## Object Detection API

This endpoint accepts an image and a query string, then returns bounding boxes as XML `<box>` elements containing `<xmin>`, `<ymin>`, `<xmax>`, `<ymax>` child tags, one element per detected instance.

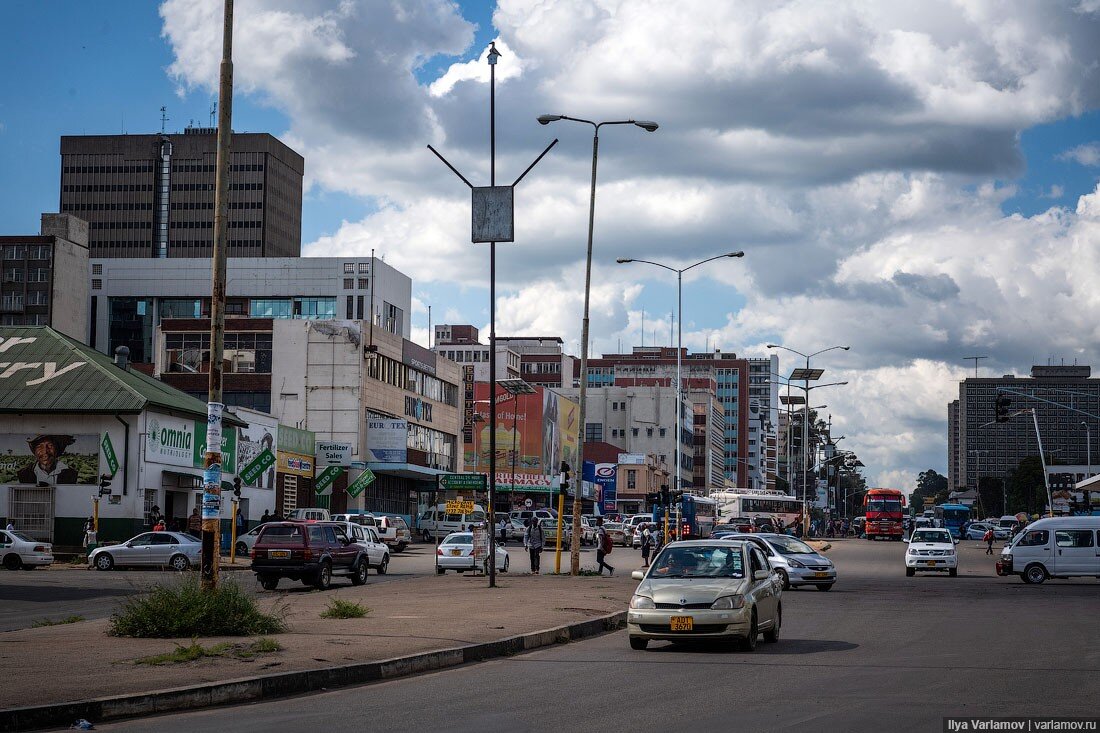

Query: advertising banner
<box><xmin>145</xmin><ymin>414</ymin><xmax>197</xmax><ymax>468</ymax></box>
<box><xmin>237</xmin><ymin>413</ymin><xmax>277</xmax><ymax>488</ymax></box>
<box><xmin>367</xmin><ymin>416</ymin><xmax>408</xmax><ymax>463</ymax></box>
<box><xmin>277</xmin><ymin>425</ymin><xmax>315</xmax><ymax>457</ymax></box>
<box><xmin>0</xmin><ymin>433</ymin><xmax>100</xmax><ymax>486</ymax></box>
<box><xmin>194</xmin><ymin>420</ymin><xmax>237</xmax><ymax>473</ymax></box>
<box><xmin>277</xmin><ymin>451</ymin><xmax>314</xmax><ymax>478</ymax></box>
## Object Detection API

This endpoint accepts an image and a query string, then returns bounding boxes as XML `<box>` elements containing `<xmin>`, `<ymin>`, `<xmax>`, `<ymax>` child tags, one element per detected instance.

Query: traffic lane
<box><xmin>101</xmin><ymin>540</ymin><xmax>1100</xmax><ymax>732</ymax></box>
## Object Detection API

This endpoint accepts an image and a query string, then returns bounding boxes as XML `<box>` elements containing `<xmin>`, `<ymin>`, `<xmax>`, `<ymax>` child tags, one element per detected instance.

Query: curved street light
<box><xmin>616</xmin><ymin>252</ymin><xmax>745</xmax><ymax>498</ymax></box>
<box><xmin>537</xmin><ymin>112</ymin><xmax>658</xmax><ymax>575</ymax></box>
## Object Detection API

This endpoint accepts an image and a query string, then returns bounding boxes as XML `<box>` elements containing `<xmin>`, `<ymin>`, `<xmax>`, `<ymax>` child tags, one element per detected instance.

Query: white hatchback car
<box><xmin>0</xmin><ymin>529</ymin><xmax>54</xmax><ymax>570</ymax></box>
<box><xmin>435</xmin><ymin>531</ymin><xmax>509</xmax><ymax>574</ymax></box>
<box><xmin>905</xmin><ymin>528</ymin><xmax>959</xmax><ymax>577</ymax></box>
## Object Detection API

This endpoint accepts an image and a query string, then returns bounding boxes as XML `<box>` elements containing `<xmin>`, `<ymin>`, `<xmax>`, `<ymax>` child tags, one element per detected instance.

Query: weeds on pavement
<box><xmin>320</xmin><ymin>597</ymin><xmax>370</xmax><ymax>619</ymax></box>
<box><xmin>135</xmin><ymin>637</ymin><xmax>282</xmax><ymax>665</ymax></box>
<box><xmin>109</xmin><ymin>577</ymin><xmax>285</xmax><ymax>638</ymax></box>
<box><xmin>32</xmin><ymin>615</ymin><xmax>85</xmax><ymax>627</ymax></box>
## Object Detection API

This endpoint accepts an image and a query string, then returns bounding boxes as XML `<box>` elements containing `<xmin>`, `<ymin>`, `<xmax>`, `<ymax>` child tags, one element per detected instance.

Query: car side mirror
<box><xmin>631</xmin><ymin>570</ymin><xmax>645</xmax><ymax>580</ymax></box>
<box><xmin>753</xmin><ymin>570</ymin><xmax>769</xmax><ymax>581</ymax></box>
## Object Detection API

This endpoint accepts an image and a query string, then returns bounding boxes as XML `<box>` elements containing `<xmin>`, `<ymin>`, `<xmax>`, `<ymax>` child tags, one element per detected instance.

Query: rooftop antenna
<box><xmin>963</xmin><ymin>355</ymin><xmax>987</xmax><ymax>379</ymax></box>
<box><xmin>160</xmin><ymin>106</ymin><xmax>168</xmax><ymax>134</ymax></box>
<box><xmin>209</xmin><ymin>101</ymin><xmax>217</xmax><ymax>128</ymax></box>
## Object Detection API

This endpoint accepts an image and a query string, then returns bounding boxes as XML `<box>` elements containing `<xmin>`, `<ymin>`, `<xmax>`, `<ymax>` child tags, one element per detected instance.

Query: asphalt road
<box><xmin>0</xmin><ymin>540</ymin><xmax>594</xmax><ymax>632</ymax></box>
<box><xmin>88</xmin><ymin>538</ymin><xmax>1100</xmax><ymax>733</ymax></box>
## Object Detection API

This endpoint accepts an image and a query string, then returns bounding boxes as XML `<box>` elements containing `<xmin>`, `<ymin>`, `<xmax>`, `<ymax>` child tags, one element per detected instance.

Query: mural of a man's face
<box><xmin>32</xmin><ymin>440</ymin><xmax>59</xmax><ymax>471</ymax></box>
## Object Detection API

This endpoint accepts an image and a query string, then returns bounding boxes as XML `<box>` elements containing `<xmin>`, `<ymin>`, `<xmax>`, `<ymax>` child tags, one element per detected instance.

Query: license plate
<box><xmin>925</xmin><ymin>560</ymin><xmax>936</xmax><ymax>566</ymax></box>
<box><xmin>814</xmin><ymin>571</ymin><xmax>829</xmax><ymax>578</ymax></box>
<box><xmin>451</xmin><ymin>549</ymin><xmax>462</xmax><ymax>556</ymax></box>
<box><xmin>670</xmin><ymin>616</ymin><xmax>694</xmax><ymax>631</ymax></box>
<box><xmin>269</xmin><ymin>550</ymin><xmax>289</xmax><ymax>559</ymax></box>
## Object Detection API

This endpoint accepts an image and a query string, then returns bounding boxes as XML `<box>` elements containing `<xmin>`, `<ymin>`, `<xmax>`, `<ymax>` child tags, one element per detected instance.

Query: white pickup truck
<box><xmin>332</xmin><ymin>513</ymin><xmax>412</xmax><ymax>552</ymax></box>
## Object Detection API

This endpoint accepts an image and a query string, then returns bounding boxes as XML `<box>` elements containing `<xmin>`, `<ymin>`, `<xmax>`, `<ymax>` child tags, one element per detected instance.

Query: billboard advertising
<box><xmin>367</xmin><ymin>416</ymin><xmax>408</xmax><ymax>463</ymax></box>
<box><xmin>237</xmin><ymin>412</ymin><xmax>278</xmax><ymax>489</ymax></box>
<box><xmin>465</xmin><ymin>384</ymin><xmax>579</xmax><ymax>492</ymax></box>
<box><xmin>0</xmin><ymin>433</ymin><xmax>100</xmax><ymax>486</ymax></box>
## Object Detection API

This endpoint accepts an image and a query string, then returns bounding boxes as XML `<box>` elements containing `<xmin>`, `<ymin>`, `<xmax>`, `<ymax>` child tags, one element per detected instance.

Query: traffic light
<box><xmin>559</xmin><ymin>461</ymin><xmax>572</xmax><ymax>498</ymax></box>
<box><xmin>233</xmin><ymin>476</ymin><xmax>242</xmax><ymax>499</ymax></box>
<box><xmin>645</xmin><ymin>492</ymin><xmax>661</xmax><ymax>508</ymax></box>
<box><xmin>98</xmin><ymin>473</ymin><xmax>112</xmax><ymax>496</ymax></box>
<box><xmin>660</xmin><ymin>485</ymin><xmax>670</xmax><ymax>507</ymax></box>
<box><xmin>672</xmin><ymin>490</ymin><xmax>684</xmax><ymax>504</ymax></box>
<box><xmin>995</xmin><ymin>394</ymin><xmax>1011</xmax><ymax>423</ymax></box>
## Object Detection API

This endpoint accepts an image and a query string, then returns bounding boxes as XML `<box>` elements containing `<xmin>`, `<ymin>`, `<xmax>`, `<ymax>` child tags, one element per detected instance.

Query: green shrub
<box><xmin>320</xmin><ymin>598</ymin><xmax>370</xmax><ymax>619</ymax></box>
<box><xmin>136</xmin><ymin>638</ymin><xmax>282</xmax><ymax>665</ymax></box>
<box><xmin>109</xmin><ymin>578</ymin><xmax>285</xmax><ymax>638</ymax></box>
<box><xmin>33</xmin><ymin>615</ymin><xmax>84</xmax><ymax>627</ymax></box>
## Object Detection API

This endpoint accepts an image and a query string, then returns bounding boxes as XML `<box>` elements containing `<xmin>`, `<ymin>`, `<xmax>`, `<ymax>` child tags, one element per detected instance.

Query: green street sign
<box><xmin>438</xmin><ymin>473</ymin><xmax>486</xmax><ymax>491</ymax></box>
<box><xmin>239</xmin><ymin>448</ymin><xmax>276</xmax><ymax>486</ymax></box>
<box><xmin>101</xmin><ymin>432</ymin><xmax>119</xmax><ymax>476</ymax></box>
<box><xmin>346</xmin><ymin>468</ymin><xmax>376</xmax><ymax>498</ymax></box>
<box><xmin>315</xmin><ymin>465</ymin><xmax>343</xmax><ymax>495</ymax></box>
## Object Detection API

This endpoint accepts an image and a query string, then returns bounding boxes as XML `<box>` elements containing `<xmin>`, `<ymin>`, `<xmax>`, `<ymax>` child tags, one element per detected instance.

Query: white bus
<box><xmin>710</xmin><ymin>489</ymin><xmax>803</xmax><ymax>531</ymax></box>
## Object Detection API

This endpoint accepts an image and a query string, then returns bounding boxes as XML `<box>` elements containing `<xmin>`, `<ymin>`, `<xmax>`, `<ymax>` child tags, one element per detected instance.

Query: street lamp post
<box><xmin>538</xmin><ymin>113</ymin><xmax>658</xmax><ymax>574</ymax></box>
<box><xmin>616</xmin><ymin>252</ymin><xmax>744</xmax><ymax>501</ymax></box>
<box><xmin>766</xmin><ymin>344</ymin><xmax>850</xmax><ymax>535</ymax></box>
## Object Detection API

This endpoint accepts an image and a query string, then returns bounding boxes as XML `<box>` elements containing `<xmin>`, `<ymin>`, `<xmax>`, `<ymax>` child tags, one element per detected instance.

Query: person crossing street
<box><xmin>594</xmin><ymin>517</ymin><xmax>615</xmax><ymax>576</ymax></box>
<box><xmin>524</xmin><ymin>518</ymin><xmax>544</xmax><ymax>573</ymax></box>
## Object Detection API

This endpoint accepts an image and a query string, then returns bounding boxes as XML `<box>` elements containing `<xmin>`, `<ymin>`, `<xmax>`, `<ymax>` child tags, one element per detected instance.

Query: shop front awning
<box><xmin>364</xmin><ymin>462</ymin><xmax>453</xmax><ymax>481</ymax></box>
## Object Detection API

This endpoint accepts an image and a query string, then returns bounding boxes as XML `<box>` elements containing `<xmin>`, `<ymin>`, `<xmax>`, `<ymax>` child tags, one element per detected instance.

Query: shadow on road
<box><xmin>647</xmin><ymin>638</ymin><xmax>858</xmax><ymax>655</ymax></box>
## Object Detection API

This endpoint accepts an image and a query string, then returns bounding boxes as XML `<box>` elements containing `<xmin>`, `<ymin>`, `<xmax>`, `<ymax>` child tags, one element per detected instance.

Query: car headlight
<box><xmin>787</xmin><ymin>558</ymin><xmax>805</xmax><ymax>568</ymax></box>
<box><xmin>629</xmin><ymin>595</ymin><xmax>655</xmax><ymax>609</ymax></box>
<box><xmin>907</xmin><ymin>547</ymin><xmax>917</xmax><ymax>555</ymax></box>
<box><xmin>710</xmin><ymin>595</ymin><xmax>745</xmax><ymax>610</ymax></box>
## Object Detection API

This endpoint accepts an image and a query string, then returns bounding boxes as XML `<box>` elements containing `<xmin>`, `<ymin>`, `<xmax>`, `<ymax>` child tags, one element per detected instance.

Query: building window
<box><xmin>358</xmin><ymin>278</ymin><xmax>369</xmax><ymax>290</ymax></box>
<box><xmin>108</xmin><ymin>297</ymin><xmax>155</xmax><ymax>363</ymax></box>
<box><xmin>346</xmin><ymin>297</ymin><xmax>354</xmax><ymax>319</ymax></box>
<box><xmin>343</xmin><ymin>278</ymin><xmax>354</xmax><ymax>289</ymax></box>
<box><xmin>627</xmin><ymin>470</ymin><xmax>636</xmax><ymax>490</ymax></box>
<box><xmin>585</xmin><ymin>423</ymin><xmax>603</xmax><ymax>442</ymax></box>
<box><xmin>92</xmin><ymin>263</ymin><xmax>102</xmax><ymax>275</ymax></box>
<box><xmin>612</xmin><ymin>402</ymin><xmax>618</xmax><ymax>411</ymax></box>
<box><xmin>343</xmin><ymin>263</ymin><xmax>355</xmax><ymax>274</ymax></box>
<box><xmin>659</xmin><ymin>428</ymin><xmax>666</xmax><ymax>437</ymax></box>
<box><xmin>647</xmin><ymin>427</ymin><xmax>653</xmax><ymax>437</ymax></box>
<box><xmin>359</xmin><ymin>262</ymin><xmax>370</xmax><ymax>273</ymax></box>
<box><xmin>632</xmin><ymin>427</ymin><xmax>639</xmax><ymax>436</ymax></box>
<box><xmin>91</xmin><ymin>279</ymin><xmax>102</xmax><ymax>290</ymax></box>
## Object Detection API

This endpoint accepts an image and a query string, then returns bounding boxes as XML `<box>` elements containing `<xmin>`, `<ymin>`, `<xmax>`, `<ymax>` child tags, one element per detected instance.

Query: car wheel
<box><xmin>258</xmin><ymin>576</ymin><xmax>279</xmax><ymax>591</ymax></box>
<box><xmin>422</xmin><ymin>530</ymin><xmax>432</xmax><ymax>543</ymax></box>
<box><xmin>168</xmin><ymin>554</ymin><xmax>190</xmax><ymax>572</ymax></box>
<box><xmin>948</xmin><ymin>568</ymin><xmax>958</xmax><ymax>577</ymax></box>
<box><xmin>816</xmin><ymin>583</ymin><xmax>834</xmax><ymax>591</ymax></box>
<box><xmin>377</xmin><ymin>555</ymin><xmax>389</xmax><ymax>575</ymax></box>
<box><xmin>763</xmin><ymin>604</ymin><xmax>781</xmax><ymax>643</ymax></box>
<box><xmin>629</xmin><ymin>637</ymin><xmax>649</xmax><ymax>651</ymax></box>
<box><xmin>314</xmin><ymin>561</ymin><xmax>332</xmax><ymax>590</ymax></box>
<box><xmin>905</xmin><ymin>567</ymin><xmax>915</xmax><ymax>577</ymax></box>
<box><xmin>1024</xmin><ymin>563</ymin><xmax>1047</xmax><ymax>585</ymax></box>
<box><xmin>776</xmin><ymin>569</ymin><xmax>790</xmax><ymax>591</ymax></box>
<box><xmin>94</xmin><ymin>553</ymin><xmax>114</xmax><ymax>571</ymax></box>
<box><xmin>396</xmin><ymin>542</ymin><xmax>408</xmax><ymax>553</ymax></box>
<box><xmin>2</xmin><ymin>553</ymin><xmax>21</xmax><ymax>571</ymax></box>
<box><xmin>738</xmin><ymin>610</ymin><xmax>758</xmax><ymax>652</ymax></box>
<box><xmin>436</xmin><ymin>566</ymin><xmax>446</xmax><ymax>575</ymax></box>
<box><xmin>351</xmin><ymin>561</ymin><xmax>368</xmax><ymax>586</ymax></box>
<box><xmin>235</xmin><ymin>542</ymin><xmax>248</xmax><ymax>556</ymax></box>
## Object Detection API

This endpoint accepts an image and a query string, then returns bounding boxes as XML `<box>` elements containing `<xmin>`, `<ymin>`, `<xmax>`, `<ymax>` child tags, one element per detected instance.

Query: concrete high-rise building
<box><xmin>948</xmin><ymin>399</ymin><xmax>961</xmax><ymax>490</ymax></box>
<box><xmin>957</xmin><ymin>365</ymin><xmax>1100</xmax><ymax>512</ymax></box>
<box><xmin>60</xmin><ymin>129</ymin><xmax>303</xmax><ymax>259</ymax></box>
<box><xmin>0</xmin><ymin>213</ymin><xmax>89</xmax><ymax>341</ymax></box>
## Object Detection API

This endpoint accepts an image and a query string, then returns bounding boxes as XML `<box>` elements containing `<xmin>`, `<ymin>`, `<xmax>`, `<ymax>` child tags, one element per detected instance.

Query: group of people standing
<box><xmin>515</xmin><ymin>516</ymin><xmax>618</xmax><ymax>576</ymax></box>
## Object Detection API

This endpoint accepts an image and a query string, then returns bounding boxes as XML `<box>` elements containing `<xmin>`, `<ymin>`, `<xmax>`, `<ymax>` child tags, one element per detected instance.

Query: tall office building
<box><xmin>948</xmin><ymin>399</ymin><xmax>961</xmax><ymax>489</ymax></box>
<box><xmin>60</xmin><ymin>129</ymin><xmax>303</xmax><ymax>259</ymax></box>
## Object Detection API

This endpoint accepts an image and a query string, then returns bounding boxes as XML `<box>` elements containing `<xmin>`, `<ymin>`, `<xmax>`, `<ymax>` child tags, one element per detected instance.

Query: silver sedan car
<box><xmin>627</xmin><ymin>540</ymin><xmax>783</xmax><ymax>651</ymax></box>
<box><xmin>722</xmin><ymin>533</ymin><xmax>837</xmax><ymax>591</ymax></box>
<box><xmin>89</xmin><ymin>531</ymin><xmax>201</xmax><ymax>571</ymax></box>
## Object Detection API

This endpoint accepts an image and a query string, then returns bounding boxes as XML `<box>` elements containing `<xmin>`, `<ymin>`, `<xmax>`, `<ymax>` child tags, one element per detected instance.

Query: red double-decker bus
<box><xmin>863</xmin><ymin>488</ymin><xmax>906</xmax><ymax>541</ymax></box>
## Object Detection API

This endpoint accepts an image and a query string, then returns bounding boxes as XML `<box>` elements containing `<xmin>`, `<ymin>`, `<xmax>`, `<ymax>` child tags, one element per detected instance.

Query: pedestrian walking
<box><xmin>524</xmin><ymin>518</ymin><xmax>544</xmax><ymax>573</ymax></box>
<box><xmin>640</xmin><ymin>523</ymin><xmax>653</xmax><ymax>567</ymax></box>
<box><xmin>236</xmin><ymin>506</ymin><xmax>246</xmax><ymax>535</ymax></box>
<box><xmin>149</xmin><ymin>505</ymin><xmax>163</xmax><ymax>527</ymax></box>
<box><xmin>595</xmin><ymin>517</ymin><xmax>615</xmax><ymax>576</ymax></box>
<box><xmin>5</xmin><ymin>521</ymin><xmax>14</xmax><ymax>531</ymax></box>
<box><xmin>187</xmin><ymin>507</ymin><xmax>202</xmax><ymax>537</ymax></box>
<box><xmin>497</xmin><ymin>516</ymin><xmax>509</xmax><ymax>546</ymax></box>
<box><xmin>82</xmin><ymin>516</ymin><xmax>96</xmax><ymax>548</ymax></box>
<box><xmin>259</xmin><ymin>509</ymin><xmax>271</xmax><ymax>525</ymax></box>
<box><xmin>984</xmin><ymin>528</ymin><xmax>995</xmax><ymax>555</ymax></box>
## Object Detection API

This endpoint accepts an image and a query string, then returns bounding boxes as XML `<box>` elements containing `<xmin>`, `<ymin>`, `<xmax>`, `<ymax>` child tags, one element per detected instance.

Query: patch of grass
<box><xmin>32</xmin><ymin>615</ymin><xmax>85</xmax><ymax>627</ymax></box>
<box><xmin>109</xmin><ymin>578</ymin><xmax>285</xmax><ymax>638</ymax></box>
<box><xmin>135</xmin><ymin>637</ymin><xmax>282</xmax><ymax>665</ymax></box>
<box><xmin>320</xmin><ymin>597</ymin><xmax>370</xmax><ymax>619</ymax></box>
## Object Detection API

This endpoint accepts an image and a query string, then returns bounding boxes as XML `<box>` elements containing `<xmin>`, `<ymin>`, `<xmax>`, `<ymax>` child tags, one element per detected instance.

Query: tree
<box><xmin>1008</xmin><ymin>456</ymin><xmax>1045</xmax><ymax>516</ymax></box>
<box><xmin>909</xmin><ymin>488</ymin><xmax>925</xmax><ymax>515</ymax></box>
<box><xmin>916</xmin><ymin>469</ymin><xmax>948</xmax><ymax>496</ymax></box>
<box><xmin>977</xmin><ymin>475</ymin><xmax>1005</xmax><ymax>517</ymax></box>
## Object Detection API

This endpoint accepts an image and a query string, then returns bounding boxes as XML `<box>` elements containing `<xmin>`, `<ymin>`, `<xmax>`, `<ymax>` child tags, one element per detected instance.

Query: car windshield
<box><xmin>766</xmin><ymin>536</ymin><xmax>815</xmax><ymax>555</ymax></box>
<box><xmin>913</xmin><ymin>530</ymin><xmax>952</xmax><ymax>543</ymax></box>
<box><xmin>444</xmin><ymin>534</ymin><xmax>473</xmax><ymax>545</ymax></box>
<box><xmin>259</xmin><ymin>525</ymin><xmax>305</xmax><ymax>545</ymax></box>
<box><xmin>649</xmin><ymin>546</ymin><xmax>744</xmax><ymax>579</ymax></box>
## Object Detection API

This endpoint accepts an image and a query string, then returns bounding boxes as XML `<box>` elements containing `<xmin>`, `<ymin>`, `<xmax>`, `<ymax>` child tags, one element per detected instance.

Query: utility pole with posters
<box><xmin>202</xmin><ymin>0</ymin><xmax>234</xmax><ymax>591</ymax></box>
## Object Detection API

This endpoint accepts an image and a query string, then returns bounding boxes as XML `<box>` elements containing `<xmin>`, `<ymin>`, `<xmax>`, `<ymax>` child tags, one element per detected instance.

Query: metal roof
<box><xmin>0</xmin><ymin>326</ymin><xmax>244</xmax><ymax>425</ymax></box>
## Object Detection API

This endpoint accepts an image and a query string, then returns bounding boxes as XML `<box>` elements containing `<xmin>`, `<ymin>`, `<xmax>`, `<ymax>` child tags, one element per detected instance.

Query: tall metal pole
<box><xmin>572</xmin><ymin>129</ymin><xmax>599</xmax><ymax>575</ymax></box>
<box><xmin>487</xmin><ymin>44</ymin><xmax>499</xmax><ymax>587</ymax></box>
<box><xmin>202</xmin><ymin>0</ymin><xmax>233</xmax><ymax>591</ymax></box>
<box><xmin>802</xmin><ymin>358</ymin><xmax>810</xmax><ymax>536</ymax></box>
<box><xmin>1031</xmin><ymin>408</ymin><xmax>1054</xmax><ymax>517</ymax></box>
<box><xmin>675</xmin><ymin>270</ymin><xmax>682</xmax><ymax>496</ymax></box>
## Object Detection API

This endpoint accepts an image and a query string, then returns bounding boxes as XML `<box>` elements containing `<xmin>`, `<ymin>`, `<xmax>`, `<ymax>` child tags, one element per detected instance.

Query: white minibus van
<box><xmin>996</xmin><ymin>516</ymin><xmax>1100</xmax><ymax>584</ymax></box>
<box><xmin>418</xmin><ymin>504</ymin><xmax>487</xmax><ymax>541</ymax></box>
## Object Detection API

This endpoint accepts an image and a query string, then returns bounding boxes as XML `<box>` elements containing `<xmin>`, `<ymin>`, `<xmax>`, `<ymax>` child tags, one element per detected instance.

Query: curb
<box><xmin>0</xmin><ymin>611</ymin><xmax>626</xmax><ymax>732</ymax></box>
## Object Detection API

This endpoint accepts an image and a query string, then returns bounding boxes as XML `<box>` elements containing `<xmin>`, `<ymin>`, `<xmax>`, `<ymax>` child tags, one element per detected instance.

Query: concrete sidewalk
<box><xmin>0</xmin><ymin>571</ymin><xmax>636</xmax><ymax>713</ymax></box>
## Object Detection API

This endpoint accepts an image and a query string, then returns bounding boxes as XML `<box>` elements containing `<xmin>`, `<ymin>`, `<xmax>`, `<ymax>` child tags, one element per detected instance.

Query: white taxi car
<box><xmin>0</xmin><ymin>529</ymin><xmax>54</xmax><ymax>570</ymax></box>
<box><xmin>435</xmin><ymin>531</ymin><xmax>509</xmax><ymax>574</ymax></box>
